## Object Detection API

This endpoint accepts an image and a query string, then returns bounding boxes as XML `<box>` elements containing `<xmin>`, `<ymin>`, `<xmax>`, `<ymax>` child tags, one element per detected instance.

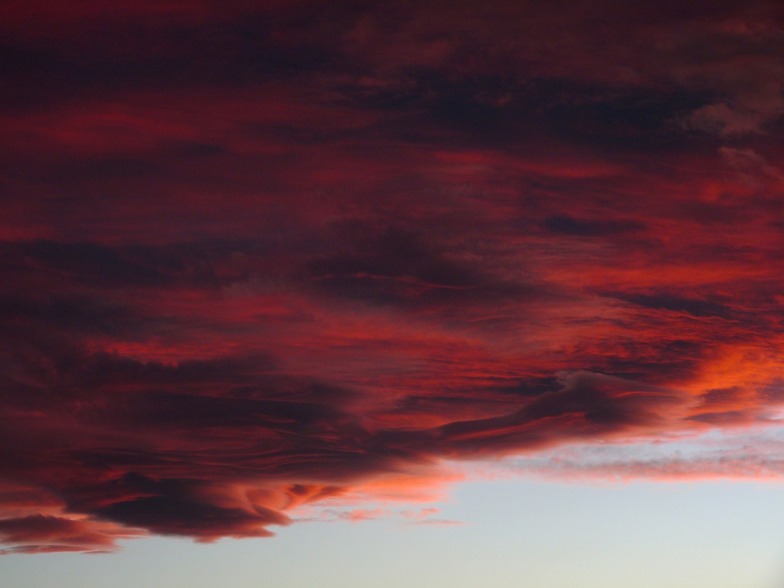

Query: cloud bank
<box><xmin>1</xmin><ymin>0</ymin><xmax>783</xmax><ymax>552</ymax></box>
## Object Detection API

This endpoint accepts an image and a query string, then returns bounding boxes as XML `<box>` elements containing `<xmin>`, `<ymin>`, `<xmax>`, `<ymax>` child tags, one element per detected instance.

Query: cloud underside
<box><xmin>1</xmin><ymin>0</ymin><xmax>784</xmax><ymax>553</ymax></box>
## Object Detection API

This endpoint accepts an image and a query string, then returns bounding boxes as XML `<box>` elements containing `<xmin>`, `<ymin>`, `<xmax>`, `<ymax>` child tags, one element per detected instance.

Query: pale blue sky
<box><xmin>4</xmin><ymin>478</ymin><xmax>784</xmax><ymax>588</ymax></box>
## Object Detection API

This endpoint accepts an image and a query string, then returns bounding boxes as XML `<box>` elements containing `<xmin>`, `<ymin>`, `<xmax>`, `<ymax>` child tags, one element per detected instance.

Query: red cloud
<box><xmin>0</xmin><ymin>515</ymin><xmax>142</xmax><ymax>554</ymax></box>
<box><xmin>2</xmin><ymin>0</ymin><xmax>784</xmax><ymax>553</ymax></box>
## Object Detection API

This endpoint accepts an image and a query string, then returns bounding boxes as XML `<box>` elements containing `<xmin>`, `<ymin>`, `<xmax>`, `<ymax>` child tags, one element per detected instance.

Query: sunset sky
<box><xmin>1</xmin><ymin>0</ymin><xmax>784</xmax><ymax>586</ymax></box>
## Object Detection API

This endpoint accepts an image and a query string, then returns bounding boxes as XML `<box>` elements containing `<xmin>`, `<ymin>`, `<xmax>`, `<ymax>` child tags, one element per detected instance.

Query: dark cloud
<box><xmin>0</xmin><ymin>240</ymin><xmax>170</xmax><ymax>287</ymax></box>
<box><xmin>543</xmin><ymin>215</ymin><xmax>645</xmax><ymax>237</ymax></box>
<box><xmin>608</xmin><ymin>291</ymin><xmax>737</xmax><ymax>319</ymax></box>
<box><xmin>1</xmin><ymin>0</ymin><xmax>783</xmax><ymax>553</ymax></box>
<box><xmin>0</xmin><ymin>3</ymin><xmax>343</xmax><ymax>109</ymax></box>
<box><xmin>0</xmin><ymin>293</ymin><xmax>137</xmax><ymax>335</ymax></box>
<box><xmin>87</xmin><ymin>474</ymin><xmax>289</xmax><ymax>540</ymax></box>
<box><xmin>306</xmin><ymin>224</ymin><xmax>530</xmax><ymax>308</ymax></box>
<box><xmin>431</xmin><ymin>371</ymin><xmax>688</xmax><ymax>455</ymax></box>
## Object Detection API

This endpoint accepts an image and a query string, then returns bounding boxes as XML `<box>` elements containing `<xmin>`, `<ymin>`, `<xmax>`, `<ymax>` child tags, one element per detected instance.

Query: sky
<box><xmin>1</xmin><ymin>0</ymin><xmax>784</xmax><ymax>585</ymax></box>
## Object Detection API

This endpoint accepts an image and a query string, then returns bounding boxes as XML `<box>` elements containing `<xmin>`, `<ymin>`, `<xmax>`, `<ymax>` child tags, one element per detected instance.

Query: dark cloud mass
<box><xmin>1</xmin><ymin>0</ymin><xmax>783</xmax><ymax>552</ymax></box>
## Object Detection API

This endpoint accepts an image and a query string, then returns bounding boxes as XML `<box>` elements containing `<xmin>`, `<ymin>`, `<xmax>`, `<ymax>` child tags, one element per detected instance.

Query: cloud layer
<box><xmin>1</xmin><ymin>0</ymin><xmax>783</xmax><ymax>552</ymax></box>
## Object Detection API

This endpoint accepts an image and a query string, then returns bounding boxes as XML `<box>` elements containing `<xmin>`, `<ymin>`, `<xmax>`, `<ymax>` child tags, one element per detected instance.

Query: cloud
<box><xmin>297</xmin><ymin>505</ymin><xmax>462</xmax><ymax>526</ymax></box>
<box><xmin>0</xmin><ymin>515</ymin><xmax>141</xmax><ymax>554</ymax></box>
<box><xmin>543</xmin><ymin>216</ymin><xmax>646</xmax><ymax>237</ymax></box>
<box><xmin>501</xmin><ymin>428</ymin><xmax>784</xmax><ymax>482</ymax></box>
<box><xmin>607</xmin><ymin>291</ymin><xmax>737</xmax><ymax>319</ymax></box>
<box><xmin>2</xmin><ymin>0</ymin><xmax>784</xmax><ymax>553</ymax></box>
<box><xmin>431</xmin><ymin>371</ymin><xmax>691</xmax><ymax>456</ymax></box>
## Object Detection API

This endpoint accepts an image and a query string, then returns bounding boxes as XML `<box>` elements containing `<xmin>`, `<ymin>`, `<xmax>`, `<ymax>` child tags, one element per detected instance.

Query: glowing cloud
<box><xmin>1</xmin><ymin>0</ymin><xmax>783</xmax><ymax>552</ymax></box>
